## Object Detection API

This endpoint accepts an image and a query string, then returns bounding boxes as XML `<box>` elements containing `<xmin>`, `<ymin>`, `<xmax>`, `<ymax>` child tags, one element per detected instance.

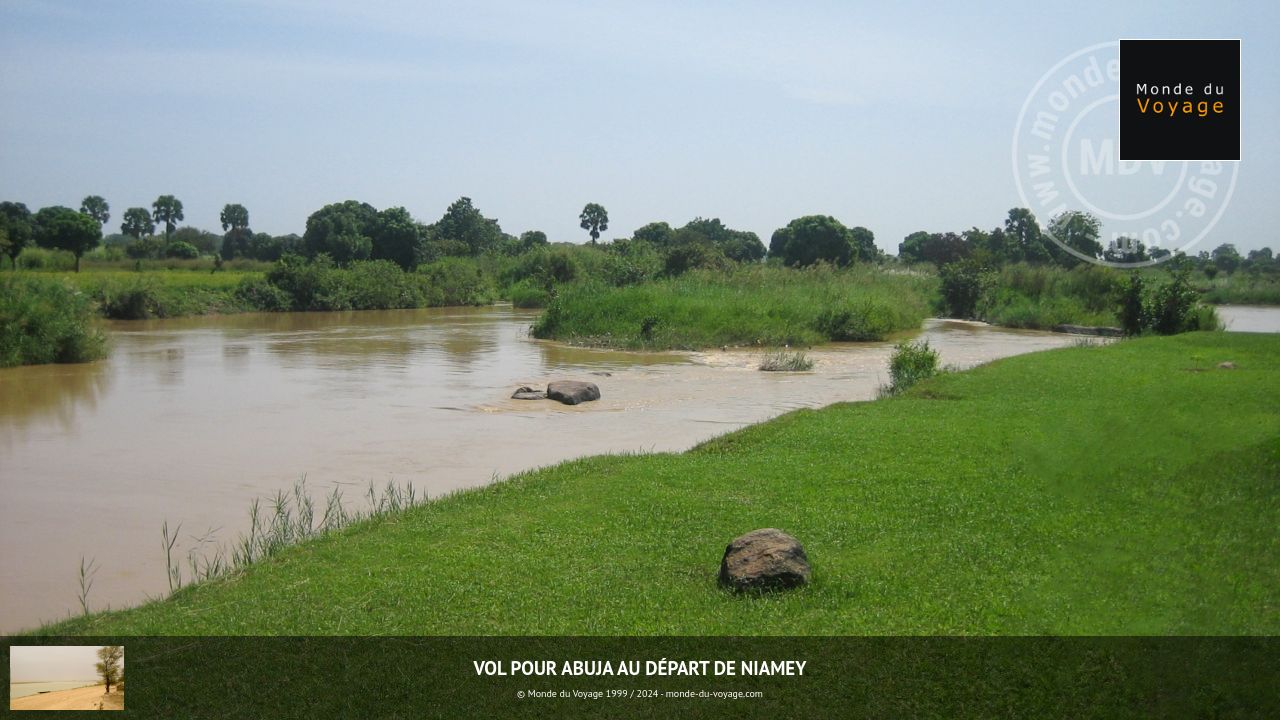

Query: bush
<box><xmin>814</xmin><ymin>301</ymin><xmax>897</xmax><ymax>341</ymax></box>
<box><xmin>419</xmin><ymin>257</ymin><xmax>495</xmax><ymax>306</ymax></box>
<box><xmin>1148</xmin><ymin>264</ymin><xmax>1212</xmax><ymax>335</ymax></box>
<box><xmin>94</xmin><ymin>275</ymin><xmax>163</xmax><ymax>319</ymax></box>
<box><xmin>265</xmin><ymin>254</ymin><xmax>351</xmax><ymax>311</ymax></box>
<box><xmin>0</xmin><ymin>275</ymin><xmax>107</xmax><ymax>366</ymax></box>
<box><xmin>165</xmin><ymin>241</ymin><xmax>200</xmax><ymax>259</ymax></box>
<box><xmin>886</xmin><ymin>340</ymin><xmax>940</xmax><ymax>395</ymax></box>
<box><xmin>125</xmin><ymin>237</ymin><xmax>165</xmax><ymax>260</ymax></box>
<box><xmin>16</xmin><ymin>247</ymin><xmax>76</xmax><ymax>271</ymax></box>
<box><xmin>509</xmin><ymin>278</ymin><xmax>551</xmax><ymax>308</ymax></box>
<box><xmin>345</xmin><ymin>260</ymin><xmax>427</xmax><ymax>310</ymax></box>
<box><xmin>235</xmin><ymin>277</ymin><xmax>292</xmax><ymax>312</ymax></box>
<box><xmin>1119</xmin><ymin>272</ymin><xmax>1145</xmax><ymax>336</ymax></box>
<box><xmin>939</xmin><ymin>260</ymin><xmax>991</xmax><ymax>319</ymax></box>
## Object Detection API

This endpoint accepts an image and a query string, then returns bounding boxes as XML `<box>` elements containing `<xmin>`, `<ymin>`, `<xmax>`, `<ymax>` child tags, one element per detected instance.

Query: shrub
<box><xmin>509</xmin><ymin>278</ymin><xmax>551</xmax><ymax>308</ymax></box>
<box><xmin>1119</xmin><ymin>272</ymin><xmax>1145</xmax><ymax>336</ymax></box>
<box><xmin>814</xmin><ymin>301</ymin><xmax>897</xmax><ymax>341</ymax></box>
<box><xmin>939</xmin><ymin>260</ymin><xmax>991</xmax><ymax>319</ymax></box>
<box><xmin>419</xmin><ymin>257</ymin><xmax>495</xmax><ymax>306</ymax></box>
<box><xmin>345</xmin><ymin>260</ymin><xmax>426</xmax><ymax>310</ymax></box>
<box><xmin>266</xmin><ymin>254</ymin><xmax>351</xmax><ymax>311</ymax></box>
<box><xmin>94</xmin><ymin>276</ymin><xmax>163</xmax><ymax>319</ymax></box>
<box><xmin>235</xmin><ymin>276</ymin><xmax>292</xmax><ymax>312</ymax></box>
<box><xmin>0</xmin><ymin>275</ymin><xmax>107</xmax><ymax>366</ymax></box>
<box><xmin>165</xmin><ymin>240</ymin><xmax>200</xmax><ymax>259</ymax></box>
<box><xmin>886</xmin><ymin>340</ymin><xmax>940</xmax><ymax>395</ymax></box>
<box><xmin>16</xmin><ymin>246</ymin><xmax>76</xmax><ymax>271</ymax></box>
<box><xmin>1147</xmin><ymin>264</ymin><xmax>1204</xmax><ymax>335</ymax></box>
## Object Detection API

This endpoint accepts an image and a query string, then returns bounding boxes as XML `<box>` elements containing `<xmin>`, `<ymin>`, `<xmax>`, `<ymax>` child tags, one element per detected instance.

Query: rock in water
<box><xmin>718</xmin><ymin>528</ymin><xmax>810</xmax><ymax>592</ymax></box>
<box><xmin>511</xmin><ymin>386</ymin><xmax>547</xmax><ymax>400</ymax></box>
<box><xmin>546</xmin><ymin>380</ymin><xmax>601</xmax><ymax>405</ymax></box>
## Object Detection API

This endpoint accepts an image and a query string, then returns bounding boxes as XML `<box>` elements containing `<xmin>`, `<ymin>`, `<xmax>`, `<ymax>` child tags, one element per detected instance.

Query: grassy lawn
<box><xmin>34</xmin><ymin>332</ymin><xmax>1279</xmax><ymax>635</ymax></box>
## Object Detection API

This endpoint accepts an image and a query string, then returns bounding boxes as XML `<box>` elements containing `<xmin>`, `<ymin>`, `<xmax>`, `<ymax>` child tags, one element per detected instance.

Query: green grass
<box><xmin>61</xmin><ymin>270</ymin><xmax>261</xmax><ymax>318</ymax></box>
<box><xmin>32</xmin><ymin>332</ymin><xmax>1279</xmax><ymax>635</ymax></box>
<box><xmin>533</xmin><ymin>264</ymin><xmax>937</xmax><ymax>349</ymax></box>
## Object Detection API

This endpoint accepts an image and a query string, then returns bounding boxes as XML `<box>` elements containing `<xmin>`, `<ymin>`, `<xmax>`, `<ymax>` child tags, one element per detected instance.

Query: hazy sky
<box><xmin>9</xmin><ymin>645</ymin><xmax>115</xmax><ymax>682</ymax></box>
<box><xmin>1</xmin><ymin>0</ymin><xmax>1276</xmax><ymax>252</ymax></box>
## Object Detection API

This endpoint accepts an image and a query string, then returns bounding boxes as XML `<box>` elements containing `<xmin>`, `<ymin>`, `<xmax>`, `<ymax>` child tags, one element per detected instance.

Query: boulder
<box><xmin>546</xmin><ymin>380</ymin><xmax>601</xmax><ymax>405</ymax></box>
<box><xmin>511</xmin><ymin>386</ymin><xmax>547</xmax><ymax>400</ymax></box>
<box><xmin>718</xmin><ymin>528</ymin><xmax>810</xmax><ymax>592</ymax></box>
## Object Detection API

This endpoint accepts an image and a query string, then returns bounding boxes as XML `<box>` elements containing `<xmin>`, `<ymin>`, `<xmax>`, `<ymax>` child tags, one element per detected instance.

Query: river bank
<box><xmin>0</xmin><ymin>308</ymin><xmax>1084</xmax><ymax>633</ymax></box>
<box><xmin>30</xmin><ymin>331</ymin><xmax>1279</xmax><ymax>635</ymax></box>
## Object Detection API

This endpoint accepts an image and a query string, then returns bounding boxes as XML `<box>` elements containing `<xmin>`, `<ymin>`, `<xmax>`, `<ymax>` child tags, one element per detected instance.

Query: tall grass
<box><xmin>0</xmin><ymin>275</ymin><xmax>107</xmax><ymax>366</ymax></box>
<box><xmin>162</xmin><ymin>478</ymin><xmax>427</xmax><ymax>593</ymax></box>
<box><xmin>1199</xmin><ymin>274</ymin><xmax>1280</xmax><ymax>305</ymax></box>
<box><xmin>533</xmin><ymin>263</ymin><xmax>936</xmax><ymax>349</ymax></box>
<box><xmin>977</xmin><ymin>263</ymin><xmax>1123</xmax><ymax>329</ymax></box>
<box><xmin>759</xmin><ymin>349</ymin><xmax>814</xmax><ymax>371</ymax></box>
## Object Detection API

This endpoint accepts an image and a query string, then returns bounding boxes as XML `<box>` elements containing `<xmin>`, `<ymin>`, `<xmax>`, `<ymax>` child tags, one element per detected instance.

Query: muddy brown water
<box><xmin>1215</xmin><ymin>305</ymin><xmax>1280</xmax><ymax>333</ymax></box>
<box><xmin>2</xmin><ymin>307</ymin><xmax>1111</xmax><ymax>632</ymax></box>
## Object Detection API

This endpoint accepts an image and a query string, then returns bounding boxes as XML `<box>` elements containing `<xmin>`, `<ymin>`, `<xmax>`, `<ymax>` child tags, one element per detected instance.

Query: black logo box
<box><xmin>1119</xmin><ymin>39</ymin><xmax>1240</xmax><ymax>161</ymax></box>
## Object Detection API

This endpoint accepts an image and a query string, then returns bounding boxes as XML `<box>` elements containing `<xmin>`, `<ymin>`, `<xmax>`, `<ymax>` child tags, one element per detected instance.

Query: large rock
<box><xmin>546</xmin><ymin>380</ymin><xmax>601</xmax><ymax>405</ymax></box>
<box><xmin>718</xmin><ymin>528</ymin><xmax>810</xmax><ymax>592</ymax></box>
<box><xmin>511</xmin><ymin>386</ymin><xmax>546</xmax><ymax>400</ymax></box>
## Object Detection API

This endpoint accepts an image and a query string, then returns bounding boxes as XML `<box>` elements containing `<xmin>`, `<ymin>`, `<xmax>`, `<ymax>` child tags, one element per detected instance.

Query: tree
<box><xmin>80</xmin><ymin>195</ymin><xmax>110</xmax><ymax>227</ymax></box>
<box><xmin>303</xmin><ymin>200</ymin><xmax>378</xmax><ymax>264</ymax></box>
<box><xmin>849</xmin><ymin>226</ymin><xmax>878</xmax><ymax>263</ymax></box>
<box><xmin>1211</xmin><ymin>243</ymin><xmax>1242</xmax><ymax>275</ymax></box>
<box><xmin>120</xmin><ymin>208</ymin><xmax>155</xmax><ymax>240</ymax></box>
<box><xmin>518</xmin><ymin>230</ymin><xmax>548</xmax><ymax>253</ymax></box>
<box><xmin>1103</xmin><ymin>236</ymin><xmax>1148</xmax><ymax>263</ymax></box>
<box><xmin>632</xmin><ymin>221</ymin><xmax>674</xmax><ymax>248</ymax></box>
<box><xmin>579</xmin><ymin>203</ymin><xmax>609</xmax><ymax>245</ymax></box>
<box><xmin>770</xmin><ymin>215</ymin><xmax>858</xmax><ymax>267</ymax></box>
<box><xmin>370</xmin><ymin>206</ymin><xmax>424</xmax><ymax>270</ymax></box>
<box><xmin>433</xmin><ymin>197</ymin><xmax>504</xmax><ymax>256</ymax></box>
<box><xmin>681</xmin><ymin>217</ymin><xmax>765</xmax><ymax>262</ymax></box>
<box><xmin>220</xmin><ymin>203</ymin><xmax>252</xmax><ymax>260</ymax></box>
<box><xmin>152</xmin><ymin>195</ymin><xmax>184</xmax><ymax>241</ymax></box>
<box><xmin>1046</xmin><ymin>211</ymin><xmax>1102</xmax><ymax>266</ymax></box>
<box><xmin>0</xmin><ymin>201</ymin><xmax>33</xmax><ymax>269</ymax></box>
<box><xmin>34</xmin><ymin>205</ymin><xmax>101</xmax><ymax>272</ymax></box>
<box><xmin>95</xmin><ymin>645</ymin><xmax>123</xmax><ymax>694</ymax></box>
<box><xmin>1002</xmin><ymin>208</ymin><xmax>1050</xmax><ymax>264</ymax></box>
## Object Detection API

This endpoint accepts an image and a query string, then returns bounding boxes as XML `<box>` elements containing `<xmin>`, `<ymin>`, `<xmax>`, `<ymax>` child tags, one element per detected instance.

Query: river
<box><xmin>3</xmin><ymin>305</ymin><xmax>1271</xmax><ymax>633</ymax></box>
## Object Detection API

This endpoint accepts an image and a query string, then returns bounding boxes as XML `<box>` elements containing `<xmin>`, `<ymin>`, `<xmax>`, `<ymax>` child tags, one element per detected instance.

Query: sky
<box><xmin>1</xmin><ymin>0</ymin><xmax>1277</xmax><ymax>253</ymax></box>
<box><xmin>9</xmin><ymin>645</ymin><xmax>115</xmax><ymax>682</ymax></box>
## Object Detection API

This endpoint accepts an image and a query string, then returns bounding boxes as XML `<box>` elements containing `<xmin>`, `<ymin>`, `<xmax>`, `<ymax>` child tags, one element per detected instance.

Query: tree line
<box><xmin>3</xmin><ymin>193</ymin><xmax>1273</xmax><ymax>278</ymax></box>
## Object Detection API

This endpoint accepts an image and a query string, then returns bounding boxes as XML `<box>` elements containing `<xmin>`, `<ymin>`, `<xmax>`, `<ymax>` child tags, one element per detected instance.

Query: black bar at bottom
<box><xmin>4</xmin><ymin>636</ymin><xmax>1278</xmax><ymax>719</ymax></box>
